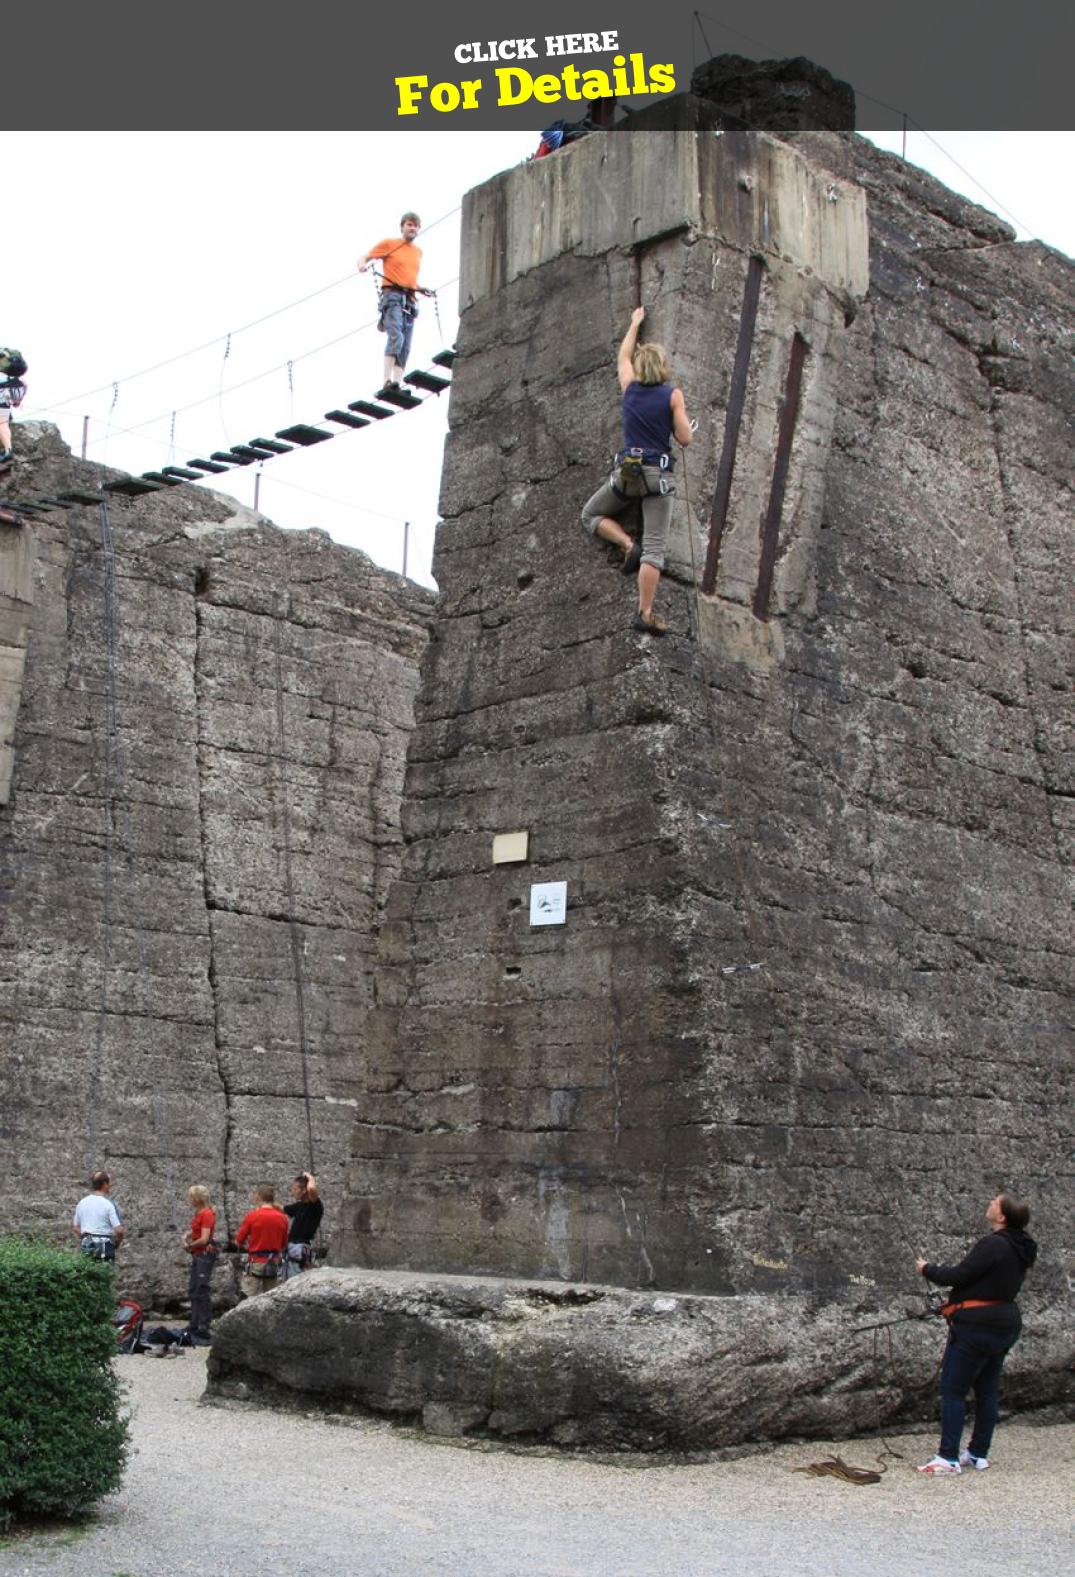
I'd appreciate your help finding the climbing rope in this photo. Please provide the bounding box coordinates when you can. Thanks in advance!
[677,439,768,969]
[668,261,948,1383]
[88,501,120,1169]
[271,595,316,1175]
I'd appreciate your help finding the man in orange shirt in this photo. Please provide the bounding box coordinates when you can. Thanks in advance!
[234,1183,290,1300]
[357,212,430,394]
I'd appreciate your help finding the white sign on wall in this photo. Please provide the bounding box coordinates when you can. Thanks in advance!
[529,881,567,927]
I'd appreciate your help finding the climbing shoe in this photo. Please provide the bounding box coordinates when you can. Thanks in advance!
[622,542,642,574]
[632,611,668,636]
[916,1455,961,1475]
[959,1450,989,1470]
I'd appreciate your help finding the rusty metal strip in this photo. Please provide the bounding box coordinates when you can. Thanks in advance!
[753,332,808,622]
[702,254,764,596]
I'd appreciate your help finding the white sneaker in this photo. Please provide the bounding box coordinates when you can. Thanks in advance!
[916,1455,961,1474]
[959,1450,989,1471]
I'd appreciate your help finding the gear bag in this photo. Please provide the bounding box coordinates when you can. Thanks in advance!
[114,1297,144,1353]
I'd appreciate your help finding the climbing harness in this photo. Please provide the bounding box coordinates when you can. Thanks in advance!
[0,376,27,409]
[938,1297,1003,1321]
[242,1250,283,1281]
[612,446,673,499]
[80,1233,117,1261]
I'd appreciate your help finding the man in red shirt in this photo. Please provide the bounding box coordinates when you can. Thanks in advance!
[357,212,431,395]
[234,1184,290,1300]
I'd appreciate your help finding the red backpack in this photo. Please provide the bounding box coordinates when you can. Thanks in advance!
[114,1297,144,1354]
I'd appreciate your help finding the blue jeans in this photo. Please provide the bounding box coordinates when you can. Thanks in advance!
[379,291,416,368]
[938,1323,1016,1461]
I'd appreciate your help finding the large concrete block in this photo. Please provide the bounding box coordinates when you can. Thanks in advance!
[0,426,432,1301]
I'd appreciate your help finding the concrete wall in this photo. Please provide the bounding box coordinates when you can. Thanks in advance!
[460,128,868,306]
[0,425,431,1304]
[339,128,1072,1329]
[0,516,35,804]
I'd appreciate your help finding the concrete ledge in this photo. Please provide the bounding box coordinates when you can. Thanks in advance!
[204,1268,1073,1452]
[460,128,868,307]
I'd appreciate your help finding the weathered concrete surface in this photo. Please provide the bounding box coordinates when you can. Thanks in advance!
[0,513,35,804]
[338,120,1073,1395]
[0,423,432,1303]
[205,1267,1074,1452]
[461,128,868,308]
[690,55,856,132]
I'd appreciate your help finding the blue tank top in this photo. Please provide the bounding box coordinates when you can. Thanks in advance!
[622,381,674,464]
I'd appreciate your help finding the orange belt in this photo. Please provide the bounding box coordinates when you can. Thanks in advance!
[940,1298,1003,1320]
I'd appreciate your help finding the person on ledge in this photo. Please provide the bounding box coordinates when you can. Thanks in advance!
[0,347,28,469]
[580,306,693,635]
[357,212,432,396]
[234,1183,290,1300]
[915,1193,1037,1475]
[282,1170,323,1280]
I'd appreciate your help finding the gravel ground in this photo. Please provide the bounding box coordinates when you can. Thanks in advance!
[1,1353,1072,1577]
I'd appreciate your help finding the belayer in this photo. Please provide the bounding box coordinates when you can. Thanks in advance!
[580,306,693,635]
[182,1183,218,1345]
[282,1170,323,1279]
[234,1183,290,1300]
[72,1169,125,1260]
[357,212,432,397]
[915,1192,1037,1474]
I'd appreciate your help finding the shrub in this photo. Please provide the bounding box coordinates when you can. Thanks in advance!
[0,1237,129,1528]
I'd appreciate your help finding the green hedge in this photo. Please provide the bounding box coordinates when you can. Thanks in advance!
[0,1238,129,1527]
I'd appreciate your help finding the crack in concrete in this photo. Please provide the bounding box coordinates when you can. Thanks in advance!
[974,354,1068,879]
[193,590,235,1242]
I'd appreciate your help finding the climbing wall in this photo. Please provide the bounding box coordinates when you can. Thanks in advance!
[0,426,431,1304]
[339,128,1072,1313]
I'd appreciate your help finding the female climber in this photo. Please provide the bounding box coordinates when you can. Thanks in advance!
[580,306,693,635]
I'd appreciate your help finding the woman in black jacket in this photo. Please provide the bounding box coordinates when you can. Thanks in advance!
[282,1171,324,1280]
[915,1193,1037,1474]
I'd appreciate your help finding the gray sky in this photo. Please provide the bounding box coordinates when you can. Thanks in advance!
[8,131,1072,587]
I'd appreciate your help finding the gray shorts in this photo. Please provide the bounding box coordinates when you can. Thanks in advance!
[580,468,675,570]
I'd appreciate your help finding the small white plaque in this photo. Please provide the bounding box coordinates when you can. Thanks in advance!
[529,881,567,927]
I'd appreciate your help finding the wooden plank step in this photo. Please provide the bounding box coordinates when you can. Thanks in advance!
[249,437,293,454]
[103,476,164,495]
[325,409,370,428]
[405,369,450,394]
[347,399,394,420]
[57,489,105,506]
[376,385,423,410]
[275,424,333,446]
